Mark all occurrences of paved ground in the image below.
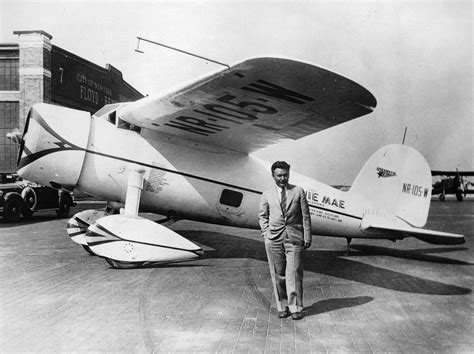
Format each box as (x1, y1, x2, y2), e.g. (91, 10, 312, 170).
(0, 198, 472, 353)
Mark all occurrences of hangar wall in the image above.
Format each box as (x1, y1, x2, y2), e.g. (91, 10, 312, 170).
(0, 30, 144, 173)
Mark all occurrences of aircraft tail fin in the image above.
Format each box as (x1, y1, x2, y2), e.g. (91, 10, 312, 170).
(350, 144, 432, 227)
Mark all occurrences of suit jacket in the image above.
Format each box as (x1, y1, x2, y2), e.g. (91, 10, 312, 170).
(258, 184, 312, 245)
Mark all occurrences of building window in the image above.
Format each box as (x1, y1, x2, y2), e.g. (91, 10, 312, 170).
(0, 58, 19, 91)
(0, 102, 19, 173)
(219, 189, 243, 208)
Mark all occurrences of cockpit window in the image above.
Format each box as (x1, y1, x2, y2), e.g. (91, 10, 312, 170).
(108, 111, 116, 125)
(117, 118, 130, 130)
(93, 103, 122, 118)
(94, 103, 142, 134)
(130, 125, 141, 133)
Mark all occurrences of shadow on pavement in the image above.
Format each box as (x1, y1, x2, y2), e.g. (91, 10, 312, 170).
(180, 230, 472, 296)
(349, 245, 473, 265)
(303, 296, 374, 317)
(0, 202, 107, 228)
(0, 213, 62, 228)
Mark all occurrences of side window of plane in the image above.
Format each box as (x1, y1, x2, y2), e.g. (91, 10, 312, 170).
(117, 118, 130, 130)
(130, 124, 142, 134)
(108, 111, 116, 125)
(219, 189, 243, 208)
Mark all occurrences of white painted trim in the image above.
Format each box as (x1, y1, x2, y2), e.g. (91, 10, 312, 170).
(19, 67, 51, 78)
(0, 91, 20, 101)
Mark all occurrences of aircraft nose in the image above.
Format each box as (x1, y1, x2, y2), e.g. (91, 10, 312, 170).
(17, 103, 92, 191)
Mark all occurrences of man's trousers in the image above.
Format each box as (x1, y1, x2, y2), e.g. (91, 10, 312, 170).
(264, 234, 304, 313)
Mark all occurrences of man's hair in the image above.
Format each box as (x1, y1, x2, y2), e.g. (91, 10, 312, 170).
(271, 161, 290, 173)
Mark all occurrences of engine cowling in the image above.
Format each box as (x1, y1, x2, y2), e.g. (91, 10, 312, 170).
(17, 103, 91, 191)
(85, 214, 203, 267)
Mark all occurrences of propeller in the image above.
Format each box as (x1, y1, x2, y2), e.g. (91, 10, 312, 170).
(6, 128, 23, 145)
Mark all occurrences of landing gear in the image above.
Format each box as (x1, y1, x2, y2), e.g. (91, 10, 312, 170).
(345, 237, 353, 255)
(81, 169, 202, 268)
(455, 192, 463, 201)
(105, 258, 144, 269)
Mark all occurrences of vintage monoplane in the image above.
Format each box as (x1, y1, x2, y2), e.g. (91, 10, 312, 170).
(14, 57, 465, 268)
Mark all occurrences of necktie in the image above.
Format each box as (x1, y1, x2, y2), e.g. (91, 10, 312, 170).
(280, 187, 287, 216)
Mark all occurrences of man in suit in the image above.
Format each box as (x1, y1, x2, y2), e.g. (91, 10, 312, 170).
(258, 161, 312, 320)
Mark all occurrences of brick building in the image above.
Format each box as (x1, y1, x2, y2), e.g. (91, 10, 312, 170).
(0, 30, 143, 173)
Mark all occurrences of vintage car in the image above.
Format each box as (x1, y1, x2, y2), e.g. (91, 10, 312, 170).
(0, 173, 75, 222)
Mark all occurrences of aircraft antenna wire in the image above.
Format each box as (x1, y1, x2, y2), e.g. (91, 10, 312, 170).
(402, 126, 407, 145)
(135, 36, 230, 69)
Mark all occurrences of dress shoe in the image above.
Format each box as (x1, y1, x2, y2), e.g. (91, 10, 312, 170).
(278, 308, 291, 318)
(291, 312, 303, 320)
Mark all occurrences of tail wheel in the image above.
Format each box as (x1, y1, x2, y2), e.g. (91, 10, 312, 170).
(105, 258, 144, 269)
(3, 197, 22, 223)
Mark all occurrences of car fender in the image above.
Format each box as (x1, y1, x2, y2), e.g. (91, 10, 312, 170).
(2, 192, 25, 213)
(4, 191, 23, 203)
(21, 187, 38, 210)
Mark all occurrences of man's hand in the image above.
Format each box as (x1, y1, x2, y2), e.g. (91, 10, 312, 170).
(304, 241, 311, 249)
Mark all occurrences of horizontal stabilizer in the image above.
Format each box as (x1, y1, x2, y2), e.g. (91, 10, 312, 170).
(409, 230, 466, 245)
(370, 223, 465, 245)
(361, 211, 465, 245)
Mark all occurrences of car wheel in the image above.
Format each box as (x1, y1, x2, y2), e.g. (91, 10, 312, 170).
(3, 198, 22, 222)
(56, 200, 71, 218)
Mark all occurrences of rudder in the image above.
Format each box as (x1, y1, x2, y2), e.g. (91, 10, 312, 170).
(350, 144, 432, 227)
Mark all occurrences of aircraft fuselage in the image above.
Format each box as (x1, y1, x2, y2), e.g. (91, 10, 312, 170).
(81, 117, 367, 238)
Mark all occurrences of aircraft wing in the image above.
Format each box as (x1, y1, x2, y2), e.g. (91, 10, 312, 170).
(118, 57, 376, 153)
(431, 170, 474, 176)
